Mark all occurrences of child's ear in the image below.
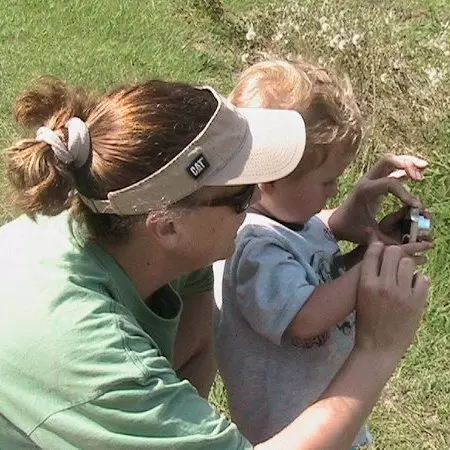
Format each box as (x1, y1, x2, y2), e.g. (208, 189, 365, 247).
(145, 214, 180, 250)
(258, 182, 276, 195)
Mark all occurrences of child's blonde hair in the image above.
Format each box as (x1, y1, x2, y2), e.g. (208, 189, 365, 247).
(230, 60, 363, 177)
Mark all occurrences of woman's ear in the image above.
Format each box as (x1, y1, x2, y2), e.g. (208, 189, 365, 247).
(145, 213, 180, 250)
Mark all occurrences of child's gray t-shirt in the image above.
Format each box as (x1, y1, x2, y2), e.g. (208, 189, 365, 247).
(214, 212, 371, 446)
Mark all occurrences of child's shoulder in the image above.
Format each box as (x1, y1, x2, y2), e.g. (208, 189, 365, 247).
(236, 213, 338, 257)
(235, 212, 307, 257)
(238, 212, 289, 242)
(239, 213, 331, 239)
(308, 216, 339, 243)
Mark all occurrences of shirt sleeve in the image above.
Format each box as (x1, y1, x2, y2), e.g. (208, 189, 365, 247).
(29, 326, 252, 449)
(233, 237, 316, 346)
(171, 266, 214, 296)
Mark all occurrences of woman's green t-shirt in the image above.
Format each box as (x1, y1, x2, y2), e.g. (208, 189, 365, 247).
(0, 213, 251, 449)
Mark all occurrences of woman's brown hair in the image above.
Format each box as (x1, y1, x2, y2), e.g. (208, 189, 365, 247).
(7, 77, 217, 239)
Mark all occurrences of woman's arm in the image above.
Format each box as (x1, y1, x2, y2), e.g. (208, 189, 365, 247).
(257, 347, 401, 450)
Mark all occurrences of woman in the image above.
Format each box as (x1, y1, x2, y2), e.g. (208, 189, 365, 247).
(0, 77, 429, 449)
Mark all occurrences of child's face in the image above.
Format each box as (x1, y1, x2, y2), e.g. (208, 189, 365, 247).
(259, 148, 352, 224)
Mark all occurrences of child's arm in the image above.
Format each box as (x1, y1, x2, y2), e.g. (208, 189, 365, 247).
(233, 232, 427, 346)
(287, 236, 432, 341)
(233, 236, 353, 347)
(286, 263, 360, 340)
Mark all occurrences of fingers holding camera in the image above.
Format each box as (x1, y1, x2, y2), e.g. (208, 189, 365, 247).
(377, 205, 434, 248)
(368, 222, 433, 263)
(398, 241, 434, 256)
(399, 240, 434, 265)
(376, 207, 407, 244)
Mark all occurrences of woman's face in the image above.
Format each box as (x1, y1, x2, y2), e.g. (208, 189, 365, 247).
(173, 186, 256, 268)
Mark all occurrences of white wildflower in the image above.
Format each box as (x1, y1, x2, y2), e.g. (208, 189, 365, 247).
(321, 22, 330, 33)
(241, 53, 249, 63)
(329, 34, 340, 49)
(352, 33, 363, 48)
(425, 67, 445, 87)
(245, 24, 256, 41)
(422, 110, 431, 123)
(380, 73, 389, 84)
(337, 38, 348, 51)
(429, 35, 449, 53)
(272, 31, 283, 42)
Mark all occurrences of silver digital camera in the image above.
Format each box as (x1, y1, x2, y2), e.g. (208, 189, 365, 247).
(402, 207, 432, 243)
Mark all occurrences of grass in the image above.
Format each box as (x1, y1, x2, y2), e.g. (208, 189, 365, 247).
(0, 0, 235, 224)
(1, 0, 449, 447)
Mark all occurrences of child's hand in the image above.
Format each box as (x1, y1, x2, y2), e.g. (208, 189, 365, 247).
(369, 154, 428, 182)
(329, 154, 428, 244)
(359, 154, 428, 218)
(379, 207, 433, 242)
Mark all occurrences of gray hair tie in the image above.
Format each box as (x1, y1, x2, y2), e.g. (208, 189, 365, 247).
(36, 117, 91, 168)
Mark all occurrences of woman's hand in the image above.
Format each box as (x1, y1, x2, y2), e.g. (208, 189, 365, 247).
(355, 241, 430, 356)
(328, 154, 428, 244)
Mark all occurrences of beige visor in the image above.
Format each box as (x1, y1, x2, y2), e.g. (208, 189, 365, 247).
(80, 86, 306, 215)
